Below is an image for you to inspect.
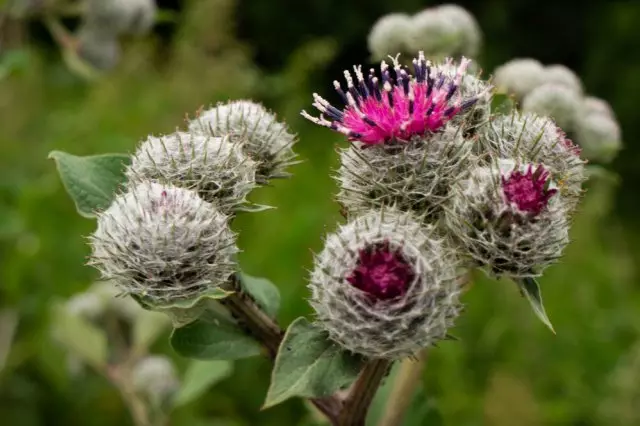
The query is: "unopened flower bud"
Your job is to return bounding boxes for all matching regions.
[581,96,615,119]
[132,355,179,406]
[188,100,297,183]
[493,58,545,100]
[446,160,570,278]
[522,83,582,131]
[481,112,586,210]
[127,132,257,213]
[543,64,583,94]
[309,209,463,359]
[90,182,238,308]
[76,25,120,71]
[368,13,412,60]
[575,113,622,163]
[409,4,481,59]
[86,0,157,36]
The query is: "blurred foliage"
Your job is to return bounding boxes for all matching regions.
[1,0,639,425]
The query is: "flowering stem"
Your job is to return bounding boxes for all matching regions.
[377,350,428,426]
[339,358,393,426]
[221,276,343,424]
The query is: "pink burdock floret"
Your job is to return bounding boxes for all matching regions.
[347,241,415,300]
[301,51,484,145]
[557,127,582,157]
[502,165,558,216]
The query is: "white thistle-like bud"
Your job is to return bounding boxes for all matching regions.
[445,160,570,278]
[76,25,121,71]
[337,124,472,219]
[90,182,238,307]
[409,4,481,59]
[480,112,586,210]
[309,209,463,359]
[188,100,298,183]
[521,83,582,132]
[126,132,257,213]
[66,291,106,321]
[86,0,157,35]
[132,356,179,406]
[575,113,622,163]
[368,13,412,60]
[581,96,615,119]
[493,58,545,100]
[65,281,141,322]
[543,64,583,94]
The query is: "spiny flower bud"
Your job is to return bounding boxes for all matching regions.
[543,64,583,94]
[187,100,297,183]
[581,96,615,119]
[493,58,545,100]
[302,52,488,145]
[309,209,463,359]
[132,356,179,406]
[76,25,121,71]
[521,83,582,132]
[126,132,257,213]
[409,4,481,60]
[445,160,570,278]
[480,112,586,210]
[90,182,238,307]
[368,13,412,61]
[86,0,157,36]
[66,281,141,322]
[337,123,472,219]
[575,113,622,163]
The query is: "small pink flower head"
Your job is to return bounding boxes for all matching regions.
[501,164,558,216]
[557,127,582,157]
[346,240,415,301]
[301,51,485,145]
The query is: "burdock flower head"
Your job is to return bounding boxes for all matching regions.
[309,209,463,359]
[301,51,487,145]
[188,100,298,183]
[126,132,257,213]
[90,181,238,308]
[480,111,586,211]
[446,159,570,278]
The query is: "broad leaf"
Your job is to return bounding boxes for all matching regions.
[50,303,108,368]
[173,360,233,407]
[517,277,555,334]
[170,313,262,360]
[238,272,281,318]
[49,151,131,217]
[491,93,514,115]
[263,317,363,409]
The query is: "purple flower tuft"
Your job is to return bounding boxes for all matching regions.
[301,52,486,145]
[501,165,558,216]
[346,241,415,300]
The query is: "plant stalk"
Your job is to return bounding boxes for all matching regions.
[339,358,393,426]
[221,276,343,424]
[377,350,428,426]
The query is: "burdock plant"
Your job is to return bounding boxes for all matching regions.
[50,41,597,424]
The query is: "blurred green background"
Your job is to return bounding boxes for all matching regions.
[1,0,640,425]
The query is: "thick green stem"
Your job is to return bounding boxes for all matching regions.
[220,277,342,424]
[378,350,428,426]
[339,358,393,426]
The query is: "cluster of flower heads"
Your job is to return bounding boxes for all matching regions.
[493,58,622,163]
[75,0,157,71]
[302,50,586,359]
[367,4,481,62]
[89,101,297,308]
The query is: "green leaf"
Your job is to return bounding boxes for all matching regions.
[50,303,108,369]
[48,151,131,218]
[517,277,555,334]
[173,360,233,407]
[170,312,262,360]
[239,272,281,318]
[491,93,514,115]
[133,310,171,353]
[263,317,363,409]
